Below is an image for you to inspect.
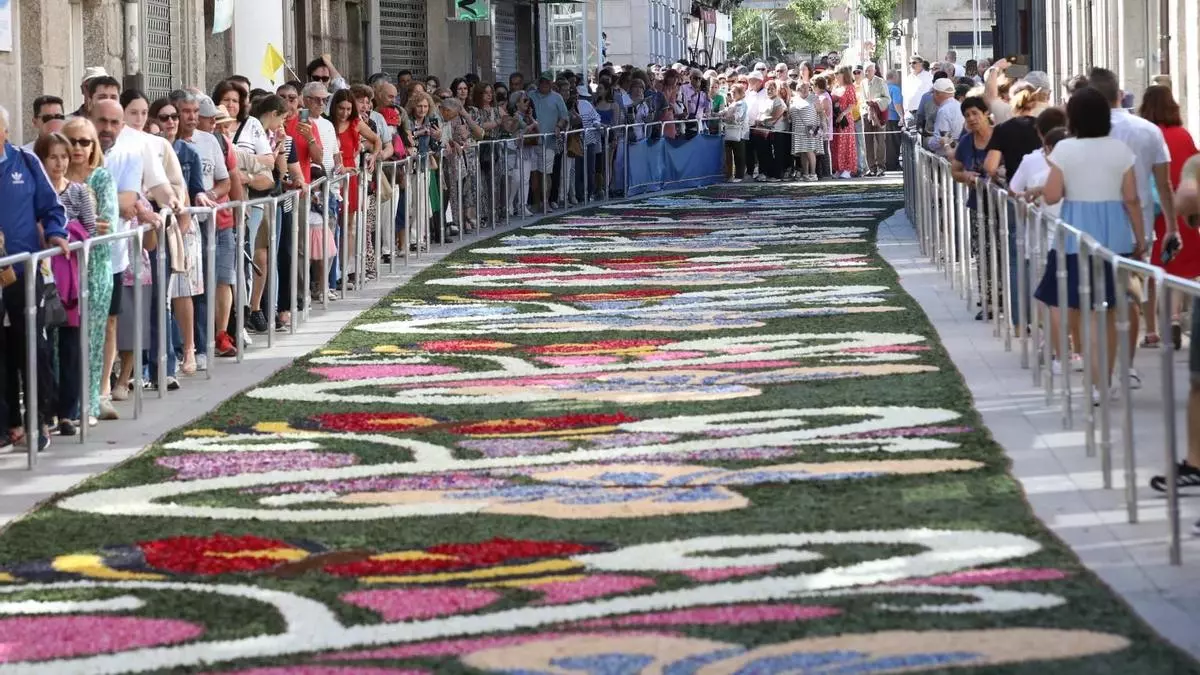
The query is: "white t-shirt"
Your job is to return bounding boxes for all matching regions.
[1009,149,1059,254]
[234,116,273,156]
[1109,109,1170,233]
[313,116,339,175]
[184,130,229,191]
[118,126,168,193]
[1049,137,1135,203]
[103,148,139,275]
[903,70,933,112]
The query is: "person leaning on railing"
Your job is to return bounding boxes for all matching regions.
[1151,153,1200,507]
[950,95,996,320]
[1032,86,1147,406]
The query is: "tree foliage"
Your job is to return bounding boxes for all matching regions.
[857,0,899,60]
[729,0,845,64]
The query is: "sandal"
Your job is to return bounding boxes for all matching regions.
[1141,333,1162,348]
[181,349,197,376]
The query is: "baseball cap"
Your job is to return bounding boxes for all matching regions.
[197,96,219,118]
[754,62,767,71]
[576,84,592,99]
[932,78,955,94]
[82,66,109,84]
[1022,70,1052,91]
[538,71,554,82]
[747,71,765,81]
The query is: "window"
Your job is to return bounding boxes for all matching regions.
[947,30,993,49]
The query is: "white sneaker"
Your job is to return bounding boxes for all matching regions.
[520,207,534,217]
[195,354,208,372]
[241,329,254,347]
[1051,360,1064,376]
[1128,368,1143,390]
[1070,354,1085,372]
[111,385,130,402]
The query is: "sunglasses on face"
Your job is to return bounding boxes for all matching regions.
[311,75,331,83]
[40,113,65,123]
[158,113,179,122]
[67,137,94,148]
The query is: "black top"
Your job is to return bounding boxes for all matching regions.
[986,115,1041,182]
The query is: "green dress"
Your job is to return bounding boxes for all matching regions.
[86,167,116,418]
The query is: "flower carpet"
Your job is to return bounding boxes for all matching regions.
[0,184,1195,674]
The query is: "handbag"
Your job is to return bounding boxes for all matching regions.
[567,132,584,158]
[42,282,68,328]
[164,222,187,274]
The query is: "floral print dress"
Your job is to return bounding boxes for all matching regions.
[86,167,116,418]
[471,105,504,224]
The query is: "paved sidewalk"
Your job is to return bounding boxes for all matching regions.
[0,224,520,528]
[879,206,1200,660]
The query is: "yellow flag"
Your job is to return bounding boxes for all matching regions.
[260,43,286,82]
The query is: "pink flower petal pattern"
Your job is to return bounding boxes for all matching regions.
[158,452,357,481]
[574,604,841,628]
[310,365,460,381]
[526,575,656,605]
[0,616,204,663]
[680,565,777,582]
[535,356,623,367]
[341,589,501,623]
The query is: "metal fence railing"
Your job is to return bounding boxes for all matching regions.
[5,122,726,471]
[903,131,1200,565]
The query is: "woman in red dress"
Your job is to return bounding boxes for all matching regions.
[830,66,858,178]
[1141,85,1200,348]
[329,89,379,286]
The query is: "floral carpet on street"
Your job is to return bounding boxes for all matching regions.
[0,184,1195,674]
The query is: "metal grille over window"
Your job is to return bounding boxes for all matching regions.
[144,0,175,100]
[380,0,428,79]
[493,1,518,83]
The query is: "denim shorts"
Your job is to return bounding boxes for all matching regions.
[215,227,236,286]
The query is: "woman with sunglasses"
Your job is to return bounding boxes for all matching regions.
[33,132,95,436]
[61,118,116,424]
[150,98,206,375]
[121,92,192,390]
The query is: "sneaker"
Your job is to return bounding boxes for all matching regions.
[167,377,181,392]
[275,316,289,332]
[57,419,76,437]
[112,385,130,402]
[1150,461,1200,493]
[241,329,255,347]
[248,310,270,334]
[1147,458,1200,492]
[98,397,119,420]
[38,434,50,453]
[88,416,98,427]
[216,331,238,358]
[195,353,208,372]
[1128,367,1143,390]
[754,175,767,183]
[520,207,534,217]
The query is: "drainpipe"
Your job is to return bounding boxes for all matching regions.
[1158,0,1169,74]
[123,0,141,91]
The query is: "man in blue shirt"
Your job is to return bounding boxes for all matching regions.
[886,70,903,170]
[528,73,569,208]
[0,104,69,453]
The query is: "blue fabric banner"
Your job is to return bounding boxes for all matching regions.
[625,132,725,197]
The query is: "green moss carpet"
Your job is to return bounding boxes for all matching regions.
[0,184,1194,674]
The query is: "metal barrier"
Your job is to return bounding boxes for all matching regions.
[903,131,1200,565]
[6,120,725,472]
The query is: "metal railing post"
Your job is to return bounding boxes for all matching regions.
[133,227,145,418]
[23,257,38,467]
[234,202,247,362]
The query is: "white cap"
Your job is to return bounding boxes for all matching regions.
[932,78,955,94]
[82,66,109,84]
[753,62,768,71]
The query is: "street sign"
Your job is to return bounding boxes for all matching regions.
[455,0,490,21]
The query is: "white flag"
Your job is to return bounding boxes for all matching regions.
[213,0,234,34]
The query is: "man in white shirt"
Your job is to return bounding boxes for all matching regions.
[301,82,339,176]
[902,55,933,119]
[90,99,175,418]
[744,71,768,178]
[927,78,964,152]
[944,50,966,78]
